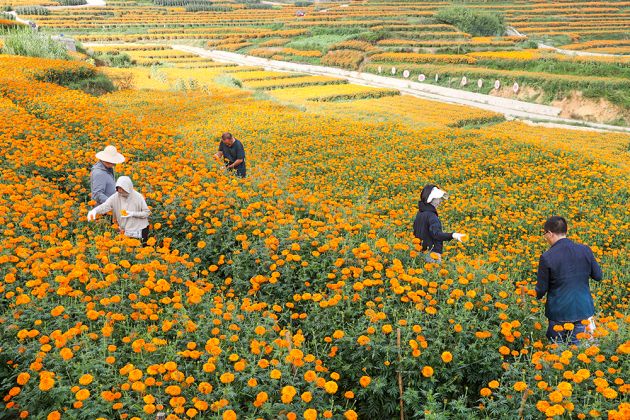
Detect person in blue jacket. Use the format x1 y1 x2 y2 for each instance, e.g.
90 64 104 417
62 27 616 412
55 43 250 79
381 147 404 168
536 216 603 344
413 184 464 263
91 145 125 205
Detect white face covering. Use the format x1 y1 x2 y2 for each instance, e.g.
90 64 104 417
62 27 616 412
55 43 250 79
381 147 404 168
427 187 448 204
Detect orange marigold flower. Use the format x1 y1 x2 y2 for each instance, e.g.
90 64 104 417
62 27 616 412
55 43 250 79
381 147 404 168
304 409 318 420
75 389 90 401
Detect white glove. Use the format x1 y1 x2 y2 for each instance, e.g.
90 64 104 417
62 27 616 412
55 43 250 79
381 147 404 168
121 211 135 218
87 210 97 221
452 233 465 242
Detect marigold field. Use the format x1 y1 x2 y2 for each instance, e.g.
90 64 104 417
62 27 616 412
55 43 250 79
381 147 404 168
0 49 629 420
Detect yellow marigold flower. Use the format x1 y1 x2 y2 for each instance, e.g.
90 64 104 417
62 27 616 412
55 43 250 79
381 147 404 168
17 373 30 385
220 373 235 384
344 410 358 420
441 351 453 363
79 374 93 386
304 409 318 420
324 380 338 394
75 389 90 401
359 376 371 388
513 382 527 392
422 366 434 378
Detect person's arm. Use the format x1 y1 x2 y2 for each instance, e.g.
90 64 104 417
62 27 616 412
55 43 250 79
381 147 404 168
91 171 111 204
93 195 114 215
589 248 603 281
227 159 243 169
428 214 454 242
130 195 150 219
214 143 224 160
535 255 549 299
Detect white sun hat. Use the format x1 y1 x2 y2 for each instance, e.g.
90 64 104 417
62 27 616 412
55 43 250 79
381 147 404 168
95 145 125 164
426 187 448 204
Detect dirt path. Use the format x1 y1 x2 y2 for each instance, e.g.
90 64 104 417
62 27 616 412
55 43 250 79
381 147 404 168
171 45 630 134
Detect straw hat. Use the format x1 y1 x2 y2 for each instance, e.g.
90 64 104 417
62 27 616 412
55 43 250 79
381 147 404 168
95 145 125 164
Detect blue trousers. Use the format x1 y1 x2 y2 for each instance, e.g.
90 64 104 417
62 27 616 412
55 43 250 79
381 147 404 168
546 319 592 345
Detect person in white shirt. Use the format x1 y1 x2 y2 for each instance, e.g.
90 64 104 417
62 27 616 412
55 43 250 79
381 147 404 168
87 176 150 243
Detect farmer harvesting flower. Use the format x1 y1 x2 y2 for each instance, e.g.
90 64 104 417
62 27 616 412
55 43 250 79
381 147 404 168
413 184 465 263
87 176 150 243
214 132 246 177
91 145 125 205
536 216 602 345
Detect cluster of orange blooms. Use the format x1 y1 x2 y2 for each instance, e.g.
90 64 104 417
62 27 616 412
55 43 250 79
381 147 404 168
0 52 628 419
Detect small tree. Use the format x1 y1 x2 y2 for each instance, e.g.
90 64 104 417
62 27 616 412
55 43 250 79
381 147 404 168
435 6 505 37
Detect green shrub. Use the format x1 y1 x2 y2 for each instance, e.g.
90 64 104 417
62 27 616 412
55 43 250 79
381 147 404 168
247 3 272 9
14 5 50 15
65 73 116 95
294 1 312 6
185 4 232 12
353 30 391 43
1 29 69 60
57 0 87 5
435 6 505 37
92 50 133 67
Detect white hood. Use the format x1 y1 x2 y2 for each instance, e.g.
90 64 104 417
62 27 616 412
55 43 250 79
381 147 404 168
115 176 134 194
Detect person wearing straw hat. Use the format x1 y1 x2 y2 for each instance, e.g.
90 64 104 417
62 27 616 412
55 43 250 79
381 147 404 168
91 145 125 205
413 184 465 263
87 176 150 243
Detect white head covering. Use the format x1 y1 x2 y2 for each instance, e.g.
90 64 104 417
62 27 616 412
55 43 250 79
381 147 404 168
426 187 448 204
115 176 134 194
96 145 125 164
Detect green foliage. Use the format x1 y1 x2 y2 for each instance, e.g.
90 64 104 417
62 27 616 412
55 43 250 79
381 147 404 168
92 50 133 67
214 74 242 88
14 5 50 15
29 63 116 96
294 1 312 6
435 6 505 37
63 73 117 95
285 34 351 51
1 29 69 60
185 3 232 12
57 0 87 5
353 30 391 43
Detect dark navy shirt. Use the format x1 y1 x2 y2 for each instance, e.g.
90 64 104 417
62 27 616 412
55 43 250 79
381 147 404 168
412 202 453 254
536 238 603 322
218 139 246 177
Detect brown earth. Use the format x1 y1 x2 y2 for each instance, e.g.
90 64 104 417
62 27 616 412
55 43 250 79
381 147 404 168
551 92 628 125
491 87 628 125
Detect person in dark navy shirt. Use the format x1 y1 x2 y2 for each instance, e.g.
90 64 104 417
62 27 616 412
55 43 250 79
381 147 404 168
214 132 246 177
536 216 603 344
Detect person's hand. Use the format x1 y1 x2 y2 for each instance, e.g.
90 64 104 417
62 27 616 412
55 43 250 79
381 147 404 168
121 211 135 218
87 210 97 221
452 233 465 242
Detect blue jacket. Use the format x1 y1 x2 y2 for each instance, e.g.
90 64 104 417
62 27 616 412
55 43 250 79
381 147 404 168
536 238 602 322
90 161 116 205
